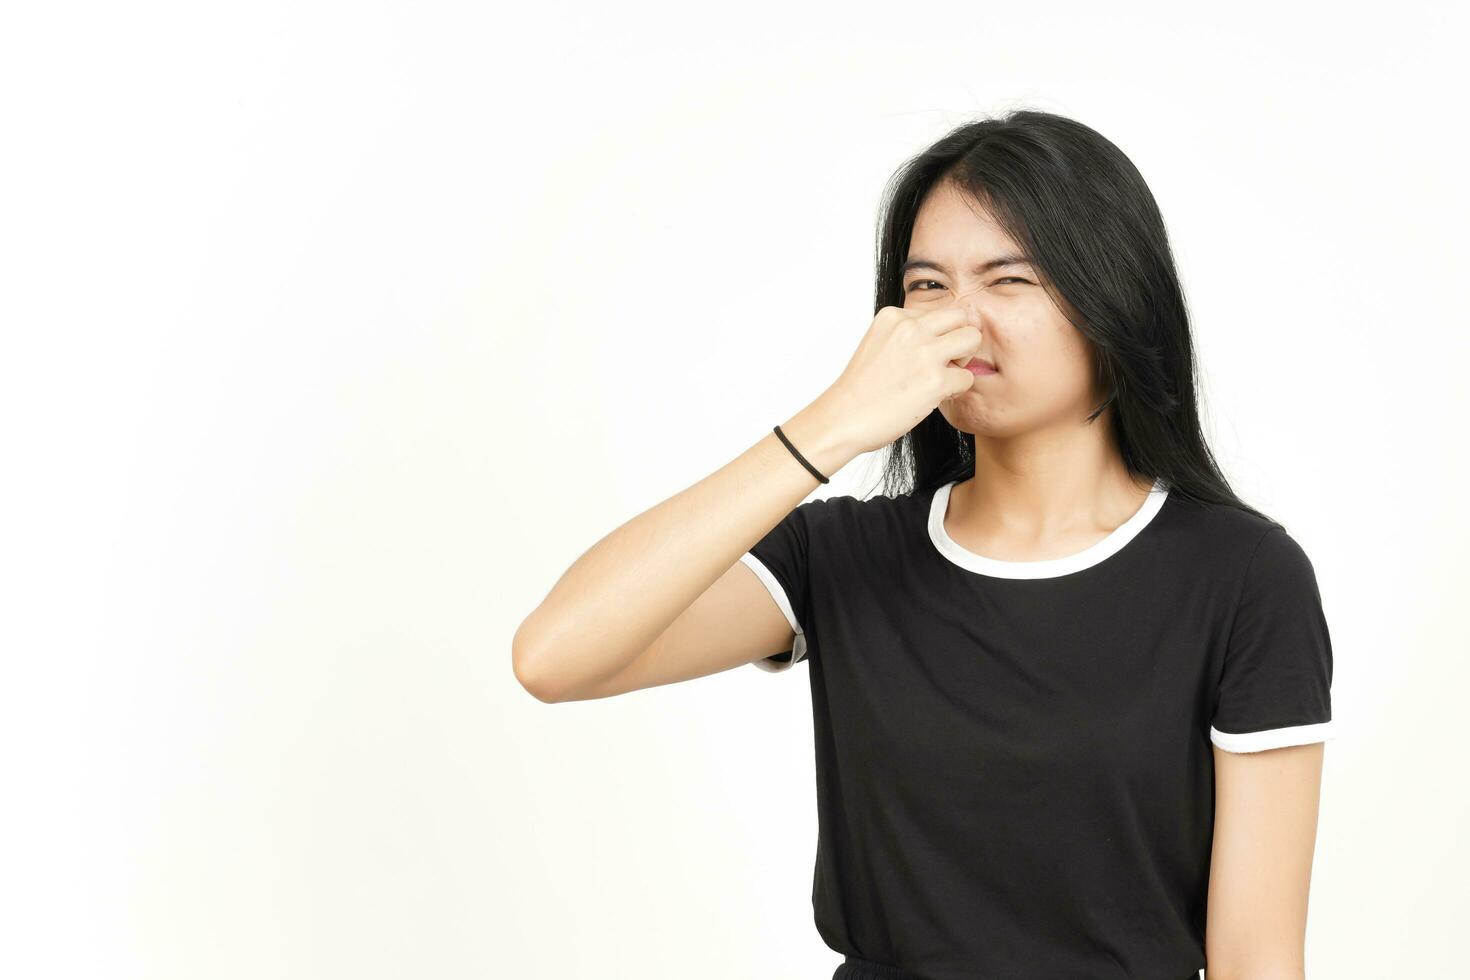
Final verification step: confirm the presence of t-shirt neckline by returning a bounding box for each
[928,478,1169,580]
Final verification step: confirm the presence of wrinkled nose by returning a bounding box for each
[959,303,981,329]
[942,299,978,322]
[952,280,988,305]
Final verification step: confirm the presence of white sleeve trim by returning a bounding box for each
[738,552,807,672]
[1210,719,1337,753]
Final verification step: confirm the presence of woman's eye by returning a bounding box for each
[905,277,1030,292]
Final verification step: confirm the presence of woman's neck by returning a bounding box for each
[950,421,1151,563]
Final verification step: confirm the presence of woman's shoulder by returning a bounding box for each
[796,490,928,566]
[1154,487,1292,561]
[808,488,919,524]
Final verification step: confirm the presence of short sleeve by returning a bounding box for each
[1210,526,1337,752]
[737,498,827,673]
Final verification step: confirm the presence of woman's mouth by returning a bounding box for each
[953,357,998,376]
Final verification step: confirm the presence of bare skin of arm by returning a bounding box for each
[511,397,858,703]
[512,305,982,703]
[1204,741,1325,980]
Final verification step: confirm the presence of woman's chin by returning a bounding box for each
[941,400,1013,437]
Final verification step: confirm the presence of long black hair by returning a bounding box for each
[862,108,1278,527]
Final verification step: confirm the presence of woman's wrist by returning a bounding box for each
[778,399,862,482]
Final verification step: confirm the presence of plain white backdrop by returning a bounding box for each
[3,1,1466,977]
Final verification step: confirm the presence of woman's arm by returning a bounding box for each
[512,303,979,702]
[1204,741,1326,980]
[511,397,857,703]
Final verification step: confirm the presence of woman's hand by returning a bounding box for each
[814,305,982,456]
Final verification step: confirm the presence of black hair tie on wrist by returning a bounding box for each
[774,424,829,484]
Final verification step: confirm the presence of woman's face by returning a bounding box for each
[903,180,1103,439]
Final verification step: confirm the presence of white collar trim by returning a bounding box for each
[928,479,1169,580]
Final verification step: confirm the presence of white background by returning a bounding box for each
[3,2,1465,977]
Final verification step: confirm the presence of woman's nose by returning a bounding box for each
[952,279,987,302]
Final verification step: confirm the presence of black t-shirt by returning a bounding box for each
[737,479,1336,980]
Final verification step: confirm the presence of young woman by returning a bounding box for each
[513,109,1335,980]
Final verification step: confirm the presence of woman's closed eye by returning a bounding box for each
[905,277,1031,292]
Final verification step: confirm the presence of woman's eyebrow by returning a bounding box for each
[902,253,1033,275]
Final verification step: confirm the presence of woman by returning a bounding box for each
[512,109,1335,980]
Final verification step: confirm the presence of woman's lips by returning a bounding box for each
[953,358,998,376]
